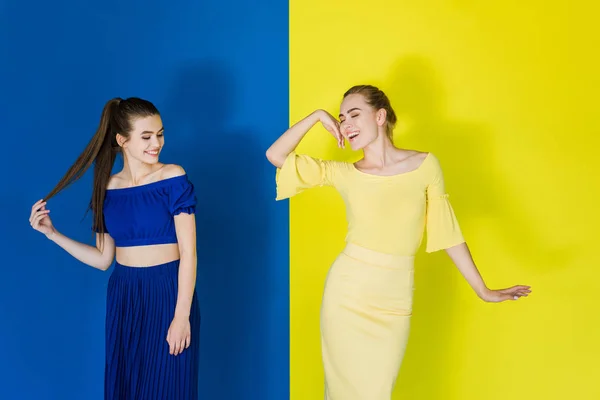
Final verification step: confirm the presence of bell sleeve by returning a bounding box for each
[275,151,337,200]
[425,155,465,252]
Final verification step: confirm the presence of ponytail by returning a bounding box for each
[44,96,159,245]
[44,98,122,239]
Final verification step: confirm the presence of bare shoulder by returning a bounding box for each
[160,164,187,179]
[398,149,430,168]
[403,149,430,161]
[106,173,126,190]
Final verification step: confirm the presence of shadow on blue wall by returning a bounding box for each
[163,62,287,399]
[0,0,289,397]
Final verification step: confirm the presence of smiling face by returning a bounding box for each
[339,93,387,151]
[118,115,164,165]
[340,85,398,150]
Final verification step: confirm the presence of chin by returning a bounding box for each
[142,152,161,163]
[138,156,159,165]
[348,141,365,151]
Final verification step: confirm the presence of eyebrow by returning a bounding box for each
[339,108,361,118]
[140,127,164,134]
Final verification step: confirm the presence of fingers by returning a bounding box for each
[167,332,191,356]
[487,285,532,302]
[30,200,46,219]
[489,291,525,302]
[167,332,173,355]
[175,337,188,356]
[500,285,532,295]
[30,209,50,228]
[510,289,531,300]
[335,123,345,149]
[324,119,345,149]
[167,331,178,356]
[513,285,532,297]
[328,125,343,148]
[333,122,342,148]
[498,293,520,302]
[31,199,45,213]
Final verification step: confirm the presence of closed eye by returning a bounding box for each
[340,113,359,123]
[142,133,164,140]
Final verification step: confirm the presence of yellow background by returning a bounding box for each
[289,1,599,399]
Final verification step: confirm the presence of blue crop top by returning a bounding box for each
[98,174,197,247]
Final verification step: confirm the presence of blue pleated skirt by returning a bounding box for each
[105,260,200,400]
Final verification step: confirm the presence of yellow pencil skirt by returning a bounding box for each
[320,243,414,400]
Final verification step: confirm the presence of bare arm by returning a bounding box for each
[266,109,342,168]
[29,199,114,271]
[445,242,531,302]
[173,212,197,320]
[48,231,115,271]
[165,212,197,356]
[158,164,198,356]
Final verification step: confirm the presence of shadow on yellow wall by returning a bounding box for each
[289,2,599,398]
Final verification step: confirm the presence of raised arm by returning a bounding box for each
[266,109,343,168]
[30,199,115,271]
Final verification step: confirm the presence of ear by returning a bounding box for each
[376,109,387,127]
[116,133,126,148]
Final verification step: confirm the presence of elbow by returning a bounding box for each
[178,246,197,264]
[178,252,197,275]
[179,251,197,266]
[95,254,115,271]
[96,261,112,271]
[265,147,285,168]
[265,147,277,166]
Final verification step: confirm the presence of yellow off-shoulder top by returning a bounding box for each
[275,151,465,256]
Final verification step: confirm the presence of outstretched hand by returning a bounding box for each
[481,285,532,303]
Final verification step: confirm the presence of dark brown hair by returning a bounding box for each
[343,85,397,141]
[44,97,159,241]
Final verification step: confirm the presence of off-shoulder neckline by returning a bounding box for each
[105,174,188,194]
[350,152,432,178]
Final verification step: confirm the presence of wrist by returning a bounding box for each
[478,286,492,300]
[174,309,190,320]
[312,109,326,121]
[46,228,59,241]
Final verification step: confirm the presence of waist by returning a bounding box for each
[341,242,414,269]
[344,227,424,257]
[115,243,180,267]
[114,235,178,247]
[112,259,180,278]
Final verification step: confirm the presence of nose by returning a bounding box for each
[150,134,161,147]
[342,121,353,133]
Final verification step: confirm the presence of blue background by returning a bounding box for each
[0,1,289,399]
